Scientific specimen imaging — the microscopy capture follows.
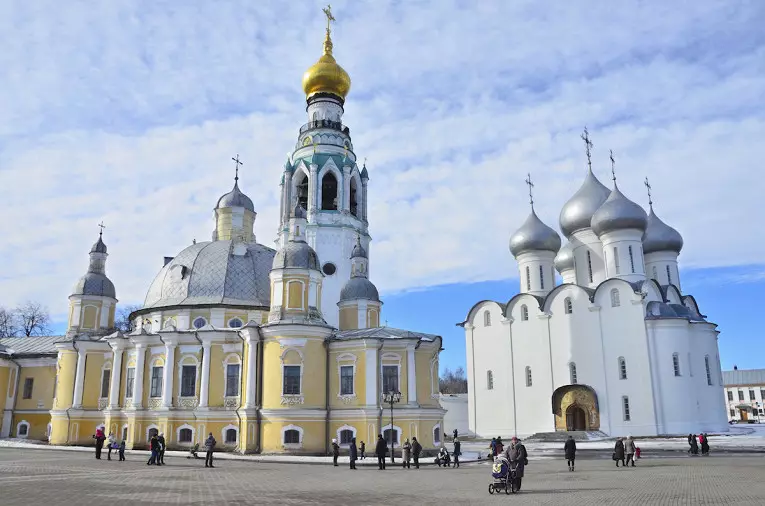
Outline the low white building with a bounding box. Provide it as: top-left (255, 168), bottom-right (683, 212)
top-left (460, 152), bottom-right (729, 439)
top-left (440, 394), bottom-right (472, 438)
top-left (723, 368), bottom-right (765, 423)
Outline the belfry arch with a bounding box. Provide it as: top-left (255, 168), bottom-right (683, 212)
top-left (552, 384), bottom-right (600, 432)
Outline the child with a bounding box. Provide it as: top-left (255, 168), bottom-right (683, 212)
top-left (359, 441), bottom-right (365, 460)
top-left (118, 440), bottom-right (126, 461)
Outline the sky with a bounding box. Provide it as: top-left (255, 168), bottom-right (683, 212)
top-left (1, 1), bottom-right (764, 374)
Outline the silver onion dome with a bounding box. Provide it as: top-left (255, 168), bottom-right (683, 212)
top-left (591, 185), bottom-right (648, 236)
top-left (72, 272), bottom-right (116, 298)
top-left (559, 169), bottom-right (611, 237)
top-left (554, 241), bottom-right (575, 273)
top-left (351, 238), bottom-right (367, 259)
top-left (216, 181), bottom-right (255, 212)
top-left (90, 235), bottom-right (107, 254)
top-left (272, 239), bottom-right (320, 270)
top-left (642, 208), bottom-right (683, 254)
top-left (509, 210), bottom-right (561, 257)
top-left (340, 277), bottom-right (380, 302)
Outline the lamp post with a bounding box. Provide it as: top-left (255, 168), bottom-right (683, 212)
top-left (383, 390), bottom-right (401, 464)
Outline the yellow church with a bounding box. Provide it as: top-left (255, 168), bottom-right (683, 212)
top-left (0, 8), bottom-right (446, 455)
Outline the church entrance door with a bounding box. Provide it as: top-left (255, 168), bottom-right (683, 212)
top-left (552, 385), bottom-right (600, 432)
top-left (566, 405), bottom-right (587, 431)
top-left (740, 410), bottom-right (749, 421)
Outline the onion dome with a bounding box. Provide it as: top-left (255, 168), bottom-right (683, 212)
top-left (554, 241), bottom-right (575, 273)
top-left (351, 237), bottom-right (367, 259)
top-left (73, 272), bottom-right (116, 298)
top-left (302, 28), bottom-right (351, 100)
top-left (642, 208), bottom-right (683, 254)
top-left (559, 169), bottom-right (611, 237)
top-left (509, 210), bottom-right (561, 257)
top-left (216, 181), bottom-right (254, 212)
top-left (591, 185), bottom-right (648, 236)
top-left (340, 277), bottom-right (380, 302)
top-left (90, 234), bottom-right (107, 254)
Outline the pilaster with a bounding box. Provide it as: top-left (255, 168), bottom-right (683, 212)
top-left (365, 346), bottom-right (378, 407)
top-left (133, 344), bottom-right (146, 408)
top-left (108, 347), bottom-right (124, 408)
top-left (72, 348), bottom-right (87, 408)
top-left (162, 342), bottom-right (177, 408)
top-left (245, 335), bottom-right (258, 408)
top-left (407, 344), bottom-right (418, 406)
top-left (199, 342), bottom-right (212, 408)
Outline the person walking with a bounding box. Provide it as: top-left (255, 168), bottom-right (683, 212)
top-left (204, 432), bottom-right (216, 468)
top-left (107, 431), bottom-right (116, 461)
top-left (402, 438), bottom-right (412, 469)
top-left (375, 434), bottom-right (387, 470)
top-left (157, 432), bottom-right (166, 465)
top-left (147, 434), bottom-right (160, 465)
top-left (504, 438), bottom-right (526, 491)
top-left (687, 434), bottom-right (694, 454)
top-left (349, 438), bottom-right (358, 470)
top-left (700, 433), bottom-right (710, 456)
top-left (564, 435), bottom-right (576, 471)
top-left (690, 434), bottom-right (699, 456)
top-left (613, 438), bottom-right (626, 467)
top-left (359, 441), bottom-right (365, 460)
top-left (453, 437), bottom-right (461, 468)
top-left (624, 436), bottom-right (636, 467)
top-left (118, 439), bottom-right (126, 461)
top-left (495, 437), bottom-right (504, 456)
top-left (489, 437), bottom-right (497, 459)
top-left (412, 437), bottom-right (422, 469)
top-left (453, 429), bottom-right (458, 440)
top-left (93, 428), bottom-right (106, 460)
top-left (331, 439), bottom-right (340, 467)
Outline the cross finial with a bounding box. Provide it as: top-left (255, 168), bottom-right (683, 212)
top-left (97, 221), bottom-right (106, 237)
top-left (609, 149), bottom-right (616, 184)
top-left (322, 5), bottom-right (335, 32)
top-left (644, 177), bottom-right (653, 209)
top-left (581, 127), bottom-right (594, 172)
top-left (231, 154), bottom-right (243, 182)
top-left (524, 173), bottom-right (535, 210)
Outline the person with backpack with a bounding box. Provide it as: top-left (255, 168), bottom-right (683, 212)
top-left (204, 432), bottom-right (217, 468)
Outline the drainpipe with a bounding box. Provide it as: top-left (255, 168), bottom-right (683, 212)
top-left (377, 339), bottom-right (384, 440)
top-left (5, 356), bottom-right (21, 438)
top-left (234, 329), bottom-right (245, 454)
top-left (324, 338), bottom-right (330, 456)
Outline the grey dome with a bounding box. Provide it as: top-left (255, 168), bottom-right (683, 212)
top-left (340, 277), bottom-right (380, 302)
top-left (554, 242), bottom-right (575, 273)
top-left (73, 272), bottom-right (116, 298)
top-left (143, 240), bottom-right (275, 309)
top-left (642, 208), bottom-right (683, 254)
top-left (509, 210), bottom-right (561, 257)
top-left (559, 169), bottom-right (611, 237)
top-left (216, 182), bottom-right (255, 212)
top-left (591, 185), bottom-right (648, 236)
top-left (293, 204), bottom-right (307, 219)
top-left (351, 239), bottom-right (367, 259)
top-left (272, 239), bottom-right (320, 270)
top-left (90, 235), bottom-right (107, 254)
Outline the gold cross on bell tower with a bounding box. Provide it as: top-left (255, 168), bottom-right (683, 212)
top-left (323, 4), bottom-right (335, 33)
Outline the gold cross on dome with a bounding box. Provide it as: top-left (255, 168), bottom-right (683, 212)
top-left (323, 5), bottom-right (335, 32)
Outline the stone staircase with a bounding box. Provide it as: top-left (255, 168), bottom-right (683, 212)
top-left (525, 430), bottom-right (609, 442)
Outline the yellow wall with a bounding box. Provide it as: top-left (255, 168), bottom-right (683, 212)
top-left (82, 352), bottom-right (107, 408)
top-left (261, 337), bottom-right (326, 409)
top-left (16, 365), bottom-right (56, 411)
top-left (208, 345), bottom-right (225, 406)
top-left (328, 348), bottom-right (366, 408)
top-left (12, 413), bottom-right (51, 440)
top-left (0, 366), bottom-right (10, 412)
top-left (339, 306), bottom-right (357, 330)
top-left (55, 351), bottom-right (77, 409)
top-left (261, 419), bottom-right (326, 453)
top-left (416, 349), bottom-right (440, 407)
top-left (367, 306), bottom-right (379, 327)
top-left (216, 208), bottom-right (255, 242)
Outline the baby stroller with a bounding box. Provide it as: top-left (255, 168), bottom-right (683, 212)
top-left (187, 443), bottom-right (200, 459)
top-left (489, 456), bottom-right (518, 494)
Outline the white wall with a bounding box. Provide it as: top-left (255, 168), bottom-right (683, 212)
top-left (440, 394), bottom-right (472, 437)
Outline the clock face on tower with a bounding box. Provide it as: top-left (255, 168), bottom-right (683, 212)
top-left (303, 136), bottom-right (313, 146)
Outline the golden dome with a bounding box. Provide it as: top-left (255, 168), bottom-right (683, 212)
top-left (302, 29), bottom-right (351, 100)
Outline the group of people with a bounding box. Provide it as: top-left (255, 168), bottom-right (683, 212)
top-left (91, 428), bottom-right (218, 468)
top-left (687, 433), bottom-right (710, 456)
top-left (612, 436), bottom-right (638, 467)
top-left (92, 428), bottom-right (125, 461)
top-left (491, 436), bottom-right (529, 490)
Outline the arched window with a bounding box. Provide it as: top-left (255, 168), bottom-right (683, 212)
top-left (569, 363), bottom-right (578, 384)
top-left (321, 172), bottom-right (339, 210)
top-left (610, 288), bottom-right (620, 307)
top-left (672, 353), bottom-right (681, 377)
top-left (666, 265), bottom-right (672, 285)
top-left (525, 366), bottom-right (532, 387)
top-left (225, 428), bottom-right (238, 444)
top-left (339, 429), bottom-right (354, 444)
top-left (520, 305), bottom-right (529, 321)
top-left (179, 428), bottom-right (193, 443)
top-left (295, 172), bottom-right (309, 210)
top-left (122, 425), bottom-right (128, 442)
top-left (148, 427), bottom-right (159, 441)
top-left (193, 317), bottom-right (207, 329)
top-left (652, 266), bottom-right (658, 281)
top-left (525, 266), bottom-right (531, 291)
top-left (284, 429), bottom-right (300, 444)
top-left (383, 428), bottom-right (399, 445)
top-left (618, 357), bottom-right (627, 380)
top-left (587, 251), bottom-right (593, 283)
top-left (228, 317), bottom-right (243, 328)
top-left (705, 355), bottom-right (712, 385)
top-left (564, 297), bottom-right (573, 314)
top-left (483, 310), bottom-right (491, 327)
top-left (628, 245), bottom-right (635, 273)
top-left (613, 247), bottom-right (620, 274)
top-left (17, 421), bottom-right (29, 438)
top-left (433, 426), bottom-right (441, 444)
top-left (349, 177), bottom-right (359, 217)
top-left (539, 265), bottom-right (545, 290)
top-left (486, 370), bottom-right (494, 390)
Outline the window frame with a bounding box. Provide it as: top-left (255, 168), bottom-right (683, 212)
top-left (22, 377), bottom-right (33, 399)
top-left (150, 365), bottom-right (164, 398)
top-left (628, 245), bottom-right (635, 273)
top-left (727, 390), bottom-right (733, 401)
top-left (622, 396), bottom-right (631, 421)
top-left (125, 367), bottom-right (135, 399)
top-left (569, 362), bottom-right (577, 384)
top-left (180, 364), bottom-right (197, 397)
top-left (225, 363), bottom-right (241, 397)
top-left (704, 355), bottom-right (712, 386)
top-left (225, 428), bottom-right (238, 444)
top-left (520, 305), bottom-right (529, 321)
top-left (382, 364), bottom-right (400, 393)
top-left (539, 264), bottom-right (545, 290)
top-left (483, 310), bottom-right (491, 327)
top-left (178, 427), bottom-right (193, 443)
top-left (100, 367), bottom-right (111, 399)
top-left (192, 317), bottom-right (207, 329)
top-left (340, 365), bottom-right (354, 396)
top-left (618, 357), bottom-right (627, 380)
top-left (525, 265), bottom-right (531, 291)
top-left (613, 246), bottom-right (620, 274)
top-left (672, 353), bottom-right (681, 377)
top-left (587, 251), bottom-right (593, 283)
top-left (564, 297), bottom-right (573, 314)
top-left (525, 366), bottom-right (532, 387)
top-left (283, 365), bottom-right (302, 396)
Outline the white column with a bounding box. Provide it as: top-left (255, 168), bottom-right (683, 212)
top-left (407, 345), bottom-right (417, 406)
top-left (342, 166), bottom-right (351, 212)
top-left (108, 348), bottom-right (123, 408)
top-left (361, 180), bottom-right (368, 222)
top-left (365, 347), bottom-right (378, 407)
top-left (72, 348), bottom-right (87, 408)
top-left (199, 342), bottom-right (212, 408)
top-left (245, 337), bottom-right (258, 408)
top-left (162, 343), bottom-right (176, 408)
top-left (133, 344), bottom-right (146, 408)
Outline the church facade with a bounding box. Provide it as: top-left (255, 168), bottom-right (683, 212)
top-left (0, 10), bottom-right (445, 454)
top-left (461, 140), bottom-right (729, 438)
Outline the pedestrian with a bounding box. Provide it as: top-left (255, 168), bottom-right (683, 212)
top-left (118, 440), bottom-right (126, 461)
top-left (690, 434), bottom-right (699, 455)
top-left (402, 438), bottom-right (412, 469)
top-left (624, 436), bottom-right (636, 467)
top-left (453, 428), bottom-right (458, 440)
top-left (375, 434), bottom-right (387, 470)
top-left (147, 433), bottom-right (160, 465)
top-left (332, 438), bottom-right (340, 467)
top-left (613, 438), bottom-right (626, 467)
top-left (107, 431), bottom-right (116, 461)
top-left (453, 437), bottom-right (461, 468)
top-left (359, 441), bottom-right (365, 460)
top-left (412, 437), bottom-right (422, 469)
top-left (437, 447), bottom-right (450, 468)
top-left (495, 437), bottom-right (504, 456)
top-left (564, 435), bottom-right (576, 471)
top-left (687, 433), bottom-right (694, 454)
top-left (700, 433), bottom-right (710, 456)
top-left (349, 438), bottom-right (358, 470)
top-left (489, 437), bottom-right (497, 459)
top-left (157, 432), bottom-right (166, 465)
top-left (204, 432), bottom-right (216, 468)
top-left (504, 437), bottom-right (527, 491)
top-left (93, 428), bottom-right (106, 460)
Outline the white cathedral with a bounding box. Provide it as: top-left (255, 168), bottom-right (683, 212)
top-left (461, 138), bottom-right (729, 438)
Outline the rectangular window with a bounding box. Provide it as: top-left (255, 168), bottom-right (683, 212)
top-left (283, 365), bottom-right (301, 395)
top-left (226, 364), bottom-right (240, 397)
top-left (525, 266), bottom-right (531, 291)
top-left (149, 366), bottom-right (163, 398)
top-left (539, 265), bottom-right (544, 290)
top-left (525, 367), bottom-right (532, 387)
top-left (761, 389), bottom-right (765, 400)
top-left (340, 365), bottom-right (354, 395)
top-left (672, 354), bottom-right (680, 377)
top-left (486, 370), bottom-right (494, 390)
top-left (730, 408), bottom-right (735, 417)
top-left (587, 251), bottom-right (593, 283)
top-left (101, 369), bottom-right (111, 398)
top-left (666, 265), bottom-right (672, 285)
top-left (727, 391), bottom-right (733, 401)
top-left (619, 358), bottom-right (627, 380)
top-left (125, 368), bottom-right (135, 398)
top-left (738, 391), bottom-right (744, 401)
top-left (22, 378), bottom-right (33, 399)
top-left (613, 247), bottom-right (620, 274)
top-left (704, 356), bottom-right (712, 386)
top-left (622, 396), bottom-right (631, 421)
top-left (749, 390), bottom-right (756, 401)
top-left (628, 245), bottom-right (635, 273)
top-left (181, 365), bottom-right (196, 397)
top-left (382, 365), bottom-right (399, 393)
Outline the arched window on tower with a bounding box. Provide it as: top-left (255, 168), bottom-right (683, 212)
top-left (610, 288), bottom-right (620, 307)
top-left (569, 362), bottom-right (578, 384)
top-left (539, 265), bottom-right (545, 290)
top-left (705, 355), bottom-right (712, 385)
top-left (587, 251), bottom-right (593, 283)
top-left (486, 370), bottom-right (494, 390)
top-left (613, 247), bottom-right (620, 274)
top-left (349, 177), bottom-right (359, 217)
top-left (321, 172), bottom-right (339, 210)
top-left (525, 266), bottom-right (531, 291)
top-left (295, 172), bottom-right (309, 210)
top-left (628, 245), bottom-right (635, 273)
top-left (618, 357), bottom-right (627, 380)
top-left (672, 353), bottom-right (681, 377)
top-left (666, 265), bottom-right (672, 285)
top-left (483, 311), bottom-right (491, 327)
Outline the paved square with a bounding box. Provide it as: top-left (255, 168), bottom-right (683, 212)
top-left (1, 448), bottom-right (764, 505)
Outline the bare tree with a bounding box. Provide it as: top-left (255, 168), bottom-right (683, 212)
top-left (114, 304), bottom-right (141, 333)
top-left (15, 301), bottom-right (51, 337)
top-left (439, 366), bottom-right (468, 394)
top-left (0, 306), bottom-right (18, 337)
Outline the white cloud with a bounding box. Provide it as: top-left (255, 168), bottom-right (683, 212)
top-left (0, 0), bottom-right (763, 321)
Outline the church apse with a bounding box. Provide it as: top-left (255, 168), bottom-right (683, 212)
top-left (552, 385), bottom-right (600, 432)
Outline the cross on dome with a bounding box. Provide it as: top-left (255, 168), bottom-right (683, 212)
top-left (98, 221), bottom-right (106, 237)
top-left (609, 149), bottom-right (617, 185)
top-left (644, 177), bottom-right (653, 208)
top-left (581, 127), bottom-right (594, 172)
top-left (525, 173), bottom-right (535, 210)
top-left (231, 154), bottom-right (243, 182)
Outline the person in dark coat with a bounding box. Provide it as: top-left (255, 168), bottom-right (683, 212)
top-left (564, 435), bottom-right (576, 471)
top-left (453, 429), bottom-right (458, 440)
top-left (204, 432), bottom-right (216, 468)
top-left (690, 434), bottom-right (699, 455)
top-left (700, 433), bottom-right (710, 456)
top-left (118, 440), bottom-right (126, 461)
top-left (375, 434), bottom-right (387, 470)
top-left (504, 438), bottom-right (526, 491)
top-left (93, 428), bottom-right (106, 460)
top-left (359, 441), bottom-right (365, 460)
top-left (331, 439), bottom-right (340, 466)
top-left (147, 434), bottom-right (160, 465)
top-left (157, 432), bottom-right (166, 465)
top-left (489, 437), bottom-right (497, 459)
top-left (453, 437), bottom-right (461, 468)
top-left (495, 437), bottom-right (504, 456)
top-left (411, 437), bottom-right (422, 469)
top-left (687, 434), bottom-right (694, 454)
top-left (613, 438), bottom-right (626, 467)
top-left (349, 438), bottom-right (358, 469)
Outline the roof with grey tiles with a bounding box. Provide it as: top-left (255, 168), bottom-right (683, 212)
top-left (332, 327), bottom-right (439, 342)
top-left (722, 369), bottom-right (765, 387)
top-left (0, 335), bottom-right (63, 356)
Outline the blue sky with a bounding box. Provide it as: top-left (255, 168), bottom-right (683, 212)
top-left (2, 1), bottom-right (764, 373)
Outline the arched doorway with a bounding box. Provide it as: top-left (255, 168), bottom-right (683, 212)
top-left (566, 405), bottom-right (587, 431)
top-left (552, 384), bottom-right (600, 432)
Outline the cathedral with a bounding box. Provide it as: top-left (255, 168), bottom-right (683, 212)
top-left (461, 134), bottom-right (729, 438)
top-left (0, 9), bottom-right (445, 454)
